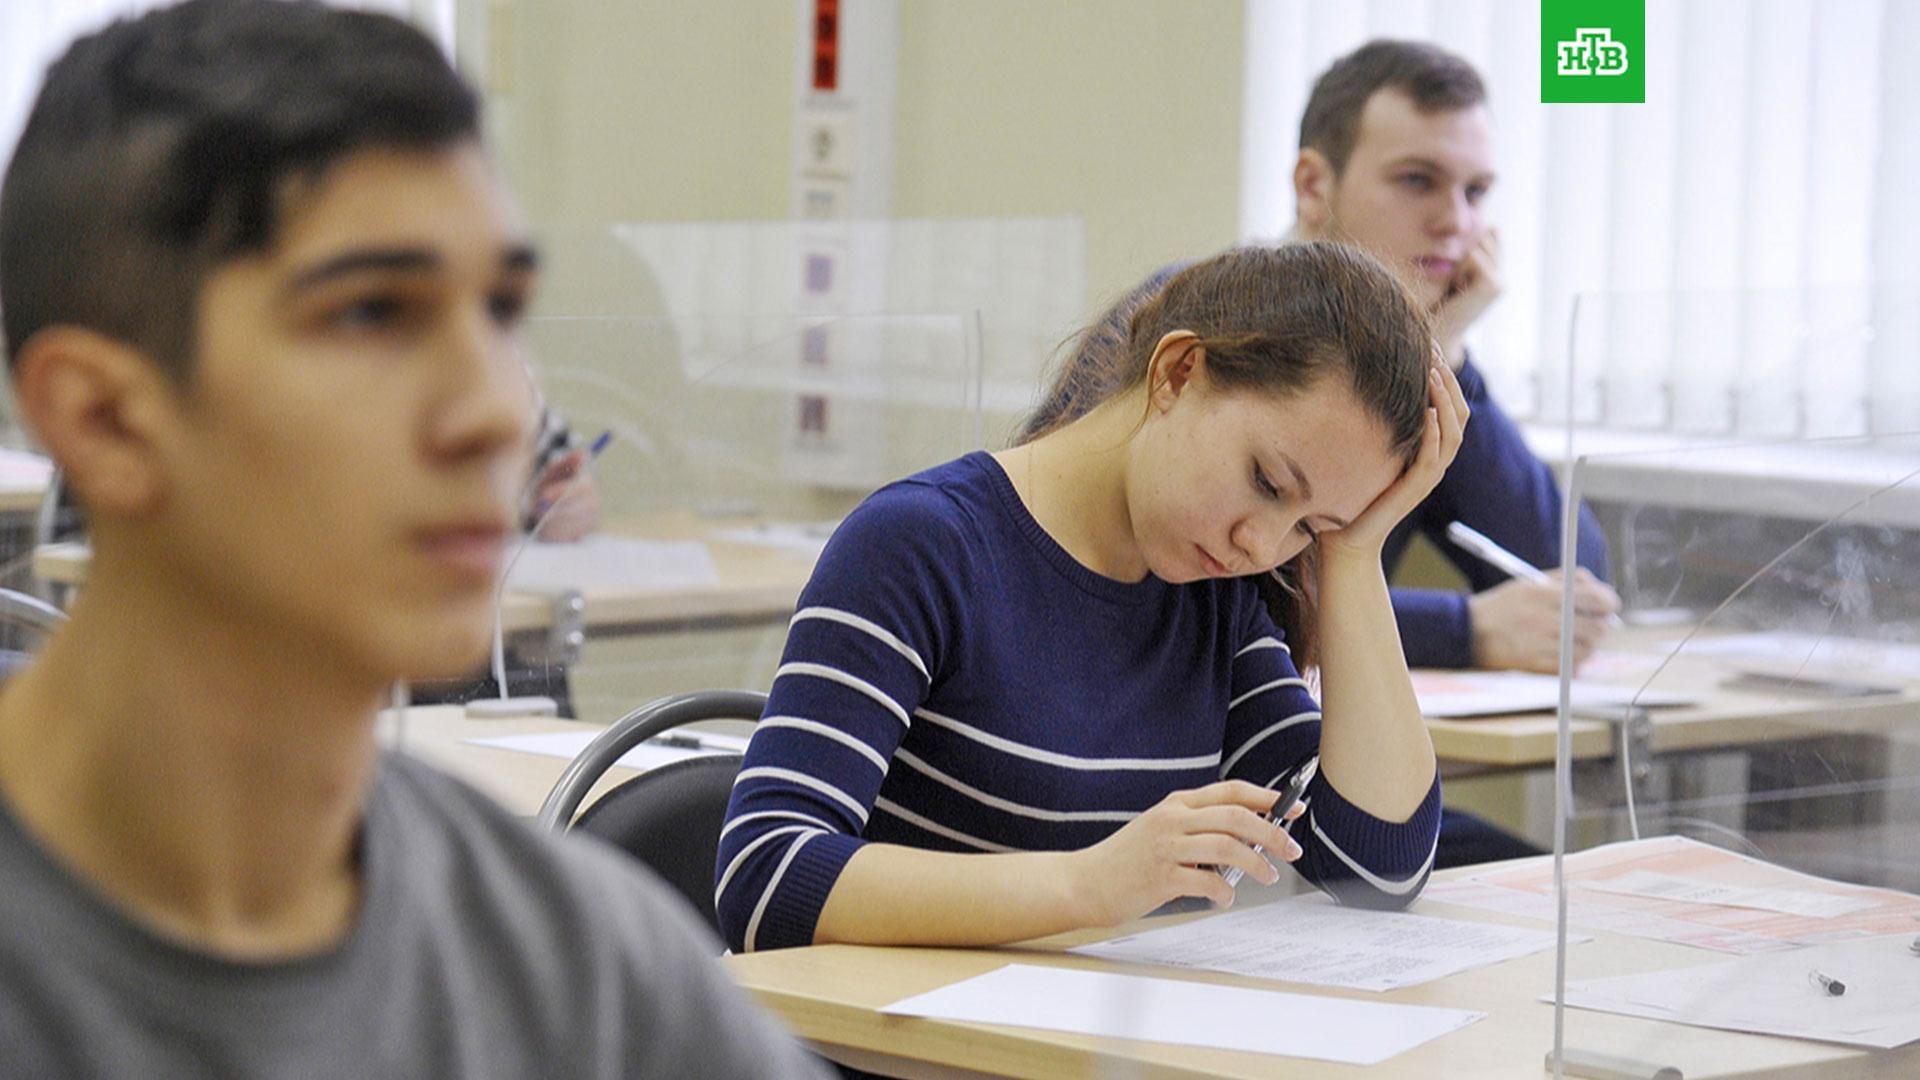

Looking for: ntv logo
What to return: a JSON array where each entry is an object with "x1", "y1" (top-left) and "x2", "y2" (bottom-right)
[{"x1": 1556, "y1": 28, "x2": 1629, "y2": 76}]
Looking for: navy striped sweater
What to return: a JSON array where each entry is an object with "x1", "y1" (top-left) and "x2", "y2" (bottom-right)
[{"x1": 715, "y1": 452, "x2": 1442, "y2": 953}]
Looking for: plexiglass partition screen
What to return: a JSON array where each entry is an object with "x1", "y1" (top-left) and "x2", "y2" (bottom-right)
[
  {"x1": 406, "y1": 312, "x2": 983, "y2": 724},
  {"x1": 1543, "y1": 289, "x2": 1920, "y2": 1075}
]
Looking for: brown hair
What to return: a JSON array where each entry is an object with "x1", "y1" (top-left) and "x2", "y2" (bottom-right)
[
  {"x1": 1299, "y1": 39, "x2": 1486, "y2": 175},
  {"x1": 1018, "y1": 242, "x2": 1434, "y2": 667}
]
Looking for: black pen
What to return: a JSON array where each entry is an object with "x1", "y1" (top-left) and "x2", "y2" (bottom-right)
[
  {"x1": 1222, "y1": 756, "x2": 1318, "y2": 887},
  {"x1": 650, "y1": 732, "x2": 716, "y2": 751}
]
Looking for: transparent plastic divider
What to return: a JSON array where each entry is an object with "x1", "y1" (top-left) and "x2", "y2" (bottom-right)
[
  {"x1": 1550, "y1": 288, "x2": 1920, "y2": 1077},
  {"x1": 414, "y1": 311, "x2": 983, "y2": 724}
]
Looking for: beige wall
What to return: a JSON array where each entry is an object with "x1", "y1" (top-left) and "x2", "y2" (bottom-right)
[
  {"x1": 891, "y1": 1, "x2": 1245, "y2": 307},
  {"x1": 476, "y1": 0, "x2": 1248, "y2": 315},
  {"x1": 478, "y1": 1, "x2": 795, "y2": 229}
]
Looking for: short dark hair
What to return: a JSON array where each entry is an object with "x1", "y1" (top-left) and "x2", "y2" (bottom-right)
[
  {"x1": 1298, "y1": 39, "x2": 1486, "y2": 175},
  {"x1": 0, "y1": 0, "x2": 482, "y2": 380}
]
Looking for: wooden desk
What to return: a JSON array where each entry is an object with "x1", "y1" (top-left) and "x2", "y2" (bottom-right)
[
  {"x1": 722, "y1": 880, "x2": 1919, "y2": 1080},
  {"x1": 399, "y1": 708, "x2": 1917, "y2": 1076},
  {"x1": 1427, "y1": 646, "x2": 1920, "y2": 769},
  {"x1": 32, "y1": 509, "x2": 819, "y2": 637}
]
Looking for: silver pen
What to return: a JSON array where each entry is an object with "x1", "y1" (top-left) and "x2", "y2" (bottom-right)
[{"x1": 1222, "y1": 757, "x2": 1318, "y2": 888}]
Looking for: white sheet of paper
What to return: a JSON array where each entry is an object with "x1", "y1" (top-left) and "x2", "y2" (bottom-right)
[
  {"x1": 1072, "y1": 895, "x2": 1571, "y2": 992},
  {"x1": 465, "y1": 729, "x2": 750, "y2": 772},
  {"x1": 1556, "y1": 936, "x2": 1920, "y2": 1049},
  {"x1": 878, "y1": 964, "x2": 1483, "y2": 1066},
  {"x1": 504, "y1": 536, "x2": 718, "y2": 594},
  {"x1": 1682, "y1": 631, "x2": 1920, "y2": 680},
  {"x1": 0, "y1": 446, "x2": 52, "y2": 487},
  {"x1": 1581, "y1": 869, "x2": 1884, "y2": 920},
  {"x1": 1412, "y1": 670, "x2": 1694, "y2": 718},
  {"x1": 711, "y1": 520, "x2": 838, "y2": 559}
]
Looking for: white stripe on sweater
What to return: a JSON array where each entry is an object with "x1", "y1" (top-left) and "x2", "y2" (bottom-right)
[
  {"x1": 913, "y1": 708, "x2": 1219, "y2": 772},
  {"x1": 1219, "y1": 710, "x2": 1320, "y2": 778},
  {"x1": 1307, "y1": 809, "x2": 1437, "y2": 899},
  {"x1": 872, "y1": 797, "x2": 1016, "y2": 853},
  {"x1": 715, "y1": 824, "x2": 820, "y2": 908},
  {"x1": 893, "y1": 750, "x2": 1138, "y2": 823},
  {"x1": 718, "y1": 808, "x2": 837, "y2": 843},
  {"x1": 745, "y1": 830, "x2": 824, "y2": 953},
  {"x1": 1235, "y1": 636, "x2": 1291, "y2": 658},
  {"x1": 732, "y1": 766, "x2": 870, "y2": 825},
  {"x1": 757, "y1": 715, "x2": 891, "y2": 773},
  {"x1": 1228, "y1": 677, "x2": 1310, "y2": 711},
  {"x1": 773, "y1": 662, "x2": 910, "y2": 728},
  {"x1": 791, "y1": 606, "x2": 930, "y2": 682}
]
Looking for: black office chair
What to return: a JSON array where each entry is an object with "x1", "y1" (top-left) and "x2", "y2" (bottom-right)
[{"x1": 537, "y1": 689, "x2": 766, "y2": 933}]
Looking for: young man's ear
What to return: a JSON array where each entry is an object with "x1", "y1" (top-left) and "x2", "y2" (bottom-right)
[
  {"x1": 11, "y1": 327, "x2": 177, "y2": 516},
  {"x1": 1147, "y1": 331, "x2": 1204, "y2": 413},
  {"x1": 1294, "y1": 147, "x2": 1338, "y2": 233}
]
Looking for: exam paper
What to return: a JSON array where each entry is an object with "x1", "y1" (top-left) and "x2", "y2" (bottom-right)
[
  {"x1": 1581, "y1": 869, "x2": 1883, "y2": 920},
  {"x1": 1683, "y1": 631, "x2": 1920, "y2": 681},
  {"x1": 1421, "y1": 836, "x2": 1920, "y2": 953},
  {"x1": 878, "y1": 963, "x2": 1483, "y2": 1066},
  {"x1": 465, "y1": 729, "x2": 750, "y2": 772},
  {"x1": 1411, "y1": 670, "x2": 1694, "y2": 718},
  {"x1": 505, "y1": 536, "x2": 719, "y2": 594},
  {"x1": 1556, "y1": 935, "x2": 1920, "y2": 1049},
  {"x1": 711, "y1": 520, "x2": 838, "y2": 559},
  {"x1": 1072, "y1": 895, "x2": 1569, "y2": 992}
]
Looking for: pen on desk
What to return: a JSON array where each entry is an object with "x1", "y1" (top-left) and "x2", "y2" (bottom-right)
[
  {"x1": 1222, "y1": 757, "x2": 1317, "y2": 888},
  {"x1": 1808, "y1": 969, "x2": 1846, "y2": 996},
  {"x1": 1444, "y1": 521, "x2": 1622, "y2": 627},
  {"x1": 651, "y1": 731, "x2": 722, "y2": 752}
]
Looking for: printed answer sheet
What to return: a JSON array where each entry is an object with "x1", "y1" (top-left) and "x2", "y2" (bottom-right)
[
  {"x1": 1557, "y1": 935, "x2": 1920, "y2": 1049},
  {"x1": 879, "y1": 964, "x2": 1483, "y2": 1065},
  {"x1": 465, "y1": 729, "x2": 749, "y2": 771},
  {"x1": 1072, "y1": 895, "x2": 1567, "y2": 992},
  {"x1": 1411, "y1": 669, "x2": 1694, "y2": 717},
  {"x1": 505, "y1": 536, "x2": 719, "y2": 593},
  {"x1": 1422, "y1": 836, "x2": 1920, "y2": 953}
]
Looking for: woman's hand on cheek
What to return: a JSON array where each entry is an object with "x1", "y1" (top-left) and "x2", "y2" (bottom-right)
[{"x1": 1317, "y1": 357, "x2": 1469, "y2": 559}]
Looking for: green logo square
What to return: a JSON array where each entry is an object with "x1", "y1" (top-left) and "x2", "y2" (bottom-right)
[{"x1": 1542, "y1": 0, "x2": 1645, "y2": 103}]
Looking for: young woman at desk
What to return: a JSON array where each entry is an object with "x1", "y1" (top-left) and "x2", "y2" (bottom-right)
[{"x1": 717, "y1": 243, "x2": 1467, "y2": 953}]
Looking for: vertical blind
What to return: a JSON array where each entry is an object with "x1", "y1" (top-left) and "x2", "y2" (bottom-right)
[{"x1": 1241, "y1": 0, "x2": 1919, "y2": 439}]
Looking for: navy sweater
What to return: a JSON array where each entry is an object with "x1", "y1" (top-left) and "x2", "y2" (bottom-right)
[{"x1": 715, "y1": 452, "x2": 1442, "y2": 953}]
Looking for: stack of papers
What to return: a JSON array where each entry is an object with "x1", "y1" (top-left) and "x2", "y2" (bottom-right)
[
  {"x1": 504, "y1": 536, "x2": 719, "y2": 594},
  {"x1": 1422, "y1": 836, "x2": 1920, "y2": 954},
  {"x1": 1411, "y1": 670, "x2": 1695, "y2": 718},
  {"x1": 465, "y1": 729, "x2": 749, "y2": 772},
  {"x1": 1072, "y1": 894, "x2": 1569, "y2": 992},
  {"x1": 1683, "y1": 631, "x2": 1920, "y2": 681},
  {"x1": 880, "y1": 963, "x2": 1484, "y2": 1066},
  {"x1": 1557, "y1": 936, "x2": 1920, "y2": 1048},
  {"x1": 711, "y1": 520, "x2": 838, "y2": 559}
]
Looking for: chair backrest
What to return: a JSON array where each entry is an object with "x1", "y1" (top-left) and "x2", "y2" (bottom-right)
[{"x1": 538, "y1": 689, "x2": 767, "y2": 931}]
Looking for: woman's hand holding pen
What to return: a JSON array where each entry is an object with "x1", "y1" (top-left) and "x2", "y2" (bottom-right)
[
  {"x1": 1066, "y1": 781, "x2": 1304, "y2": 926},
  {"x1": 1317, "y1": 356, "x2": 1470, "y2": 568}
]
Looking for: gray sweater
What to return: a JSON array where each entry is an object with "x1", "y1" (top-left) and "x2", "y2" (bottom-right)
[{"x1": 0, "y1": 752, "x2": 829, "y2": 1079}]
